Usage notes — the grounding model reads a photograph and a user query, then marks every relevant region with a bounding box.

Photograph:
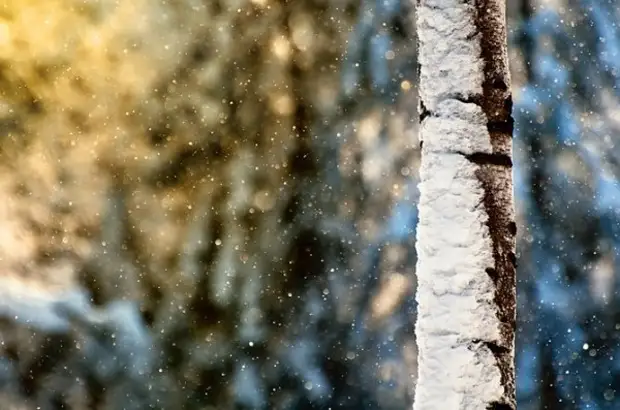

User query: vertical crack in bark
[477,162,516,409]
[474,1,517,407]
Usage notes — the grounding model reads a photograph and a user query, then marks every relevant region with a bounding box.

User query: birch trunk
[413,1,516,409]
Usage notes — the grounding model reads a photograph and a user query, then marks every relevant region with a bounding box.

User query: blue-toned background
[513,2,620,409]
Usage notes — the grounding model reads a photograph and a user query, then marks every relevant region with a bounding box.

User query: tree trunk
[413,1,516,409]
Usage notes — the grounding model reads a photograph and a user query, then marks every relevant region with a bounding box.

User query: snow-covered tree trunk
[413,1,516,409]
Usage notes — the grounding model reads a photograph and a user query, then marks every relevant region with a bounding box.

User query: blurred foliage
[0,0,417,409]
[513,1,620,409]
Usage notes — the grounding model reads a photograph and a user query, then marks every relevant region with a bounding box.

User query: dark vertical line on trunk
[474,1,517,408]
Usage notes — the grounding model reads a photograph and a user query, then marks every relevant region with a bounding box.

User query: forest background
[0,0,616,409]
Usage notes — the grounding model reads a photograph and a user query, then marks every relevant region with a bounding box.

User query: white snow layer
[420,100,492,154]
[415,152,502,410]
[417,1,483,111]
[414,1,507,409]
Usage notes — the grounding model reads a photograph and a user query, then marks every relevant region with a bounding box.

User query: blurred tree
[413,1,516,409]
[513,0,620,409]
[0,0,418,409]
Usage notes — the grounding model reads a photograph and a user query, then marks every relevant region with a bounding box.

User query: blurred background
[0,0,615,409]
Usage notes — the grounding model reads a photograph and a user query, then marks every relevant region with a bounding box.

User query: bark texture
[413,1,516,409]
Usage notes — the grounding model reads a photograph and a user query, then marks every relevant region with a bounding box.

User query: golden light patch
[271,34,291,62]
[0,22,11,47]
[270,93,294,116]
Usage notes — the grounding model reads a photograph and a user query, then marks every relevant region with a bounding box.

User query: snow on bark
[414,1,516,409]
[417,2,484,111]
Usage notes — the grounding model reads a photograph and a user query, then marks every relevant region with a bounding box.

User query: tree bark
[413,1,516,409]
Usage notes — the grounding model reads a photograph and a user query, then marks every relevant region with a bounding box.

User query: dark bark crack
[487,402,513,410]
[460,151,513,167]
[470,338,510,355]
[419,100,430,122]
